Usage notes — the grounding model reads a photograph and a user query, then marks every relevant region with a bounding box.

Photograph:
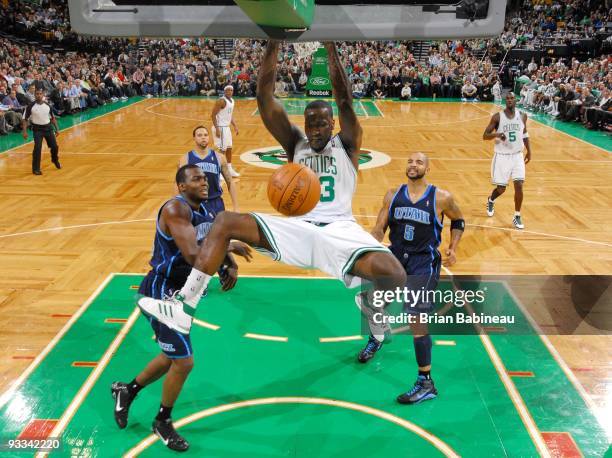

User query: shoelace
[162,291,182,303]
[365,338,379,353]
[163,422,184,444]
[407,379,424,396]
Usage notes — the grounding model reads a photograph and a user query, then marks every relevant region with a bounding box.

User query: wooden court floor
[0,97,610,451]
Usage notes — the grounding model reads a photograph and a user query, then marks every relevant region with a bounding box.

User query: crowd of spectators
[515,55,611,130]
[499,0,610,50]
[0,0,610,135]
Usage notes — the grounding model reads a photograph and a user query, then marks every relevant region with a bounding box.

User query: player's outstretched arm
[324,42,362,167]
[483,113,503,141]
[256,40,302,160]
[437,189,465,267]
[371,189,396,242]
[521,113,532,164]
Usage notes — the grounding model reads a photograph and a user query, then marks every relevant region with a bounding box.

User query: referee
[21,88,61,175]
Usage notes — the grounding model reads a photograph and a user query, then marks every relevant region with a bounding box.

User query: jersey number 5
[319,176,335,202]
[508,132,516,142]
[404,225,415,241]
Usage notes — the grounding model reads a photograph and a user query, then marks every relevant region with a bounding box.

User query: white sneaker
[354,291,392,342]
[137,293,194,335]
[228,164,240,177]
[486,198,495,217]
[512,215,524,229]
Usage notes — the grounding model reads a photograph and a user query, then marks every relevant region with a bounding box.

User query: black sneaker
[397,376,438,404]
[486,198,495,217]
[52,159,61,169]
[111,382,136,429]
[152,418,190,452]
[357,335,384,363]
[33,170,42,175]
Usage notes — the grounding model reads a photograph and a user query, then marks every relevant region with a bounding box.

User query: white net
[293,41,320,59]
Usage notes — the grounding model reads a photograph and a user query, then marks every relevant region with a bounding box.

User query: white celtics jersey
[293,134,356,223]
[494,109,525,155]
[215,96,234,127]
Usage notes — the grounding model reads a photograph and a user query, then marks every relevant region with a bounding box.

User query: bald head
[410,151,429,166]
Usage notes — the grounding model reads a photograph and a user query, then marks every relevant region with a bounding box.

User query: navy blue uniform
[388,184,444,313]
[185,149,225,214]
[139,196,215,358]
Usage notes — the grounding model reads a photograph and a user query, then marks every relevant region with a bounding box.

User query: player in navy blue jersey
[110,164,251,451]
[179,125,239,214]
[358,151,465,405]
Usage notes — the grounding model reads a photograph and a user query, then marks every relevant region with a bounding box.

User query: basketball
[267,163,321,216]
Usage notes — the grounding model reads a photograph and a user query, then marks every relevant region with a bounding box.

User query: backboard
[67,0,507,40]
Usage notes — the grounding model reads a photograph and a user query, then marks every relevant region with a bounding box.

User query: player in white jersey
[483,92,533,229]
[211,85,240,177]
[139,41,408,379]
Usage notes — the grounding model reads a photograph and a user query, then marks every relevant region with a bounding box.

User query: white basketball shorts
[250,213,390,288]
[213,126,232,151]
[491,152,525,186]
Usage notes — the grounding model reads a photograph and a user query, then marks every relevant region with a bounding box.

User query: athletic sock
[413,335,432,368]
[514,211,521,216]
[179,269,211,308]
[128,378,144,397]
[156,404,173,422]
[418,370,431,380]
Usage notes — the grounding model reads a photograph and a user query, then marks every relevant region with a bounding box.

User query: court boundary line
[0,99,148,156]
[116,272,334,279]
[359,100,369,119]
[442,266,551,457]
[6,149,610,163]
[3,217,610,249]
[468,224,612,248]
[502,282,611,440]
[0,273,115,410]
[35,305,141,458]
[0,218,154,239]
[356,216,612,249]
[372,100,385,117]
[123,397,460,457]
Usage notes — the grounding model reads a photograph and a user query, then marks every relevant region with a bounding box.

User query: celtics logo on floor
[241,146,391,170]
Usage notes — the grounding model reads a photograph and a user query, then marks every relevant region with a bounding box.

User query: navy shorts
[205,196,225,215]
[138,271,193,359]
[148,315,193,359]
[394,249,442,314]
